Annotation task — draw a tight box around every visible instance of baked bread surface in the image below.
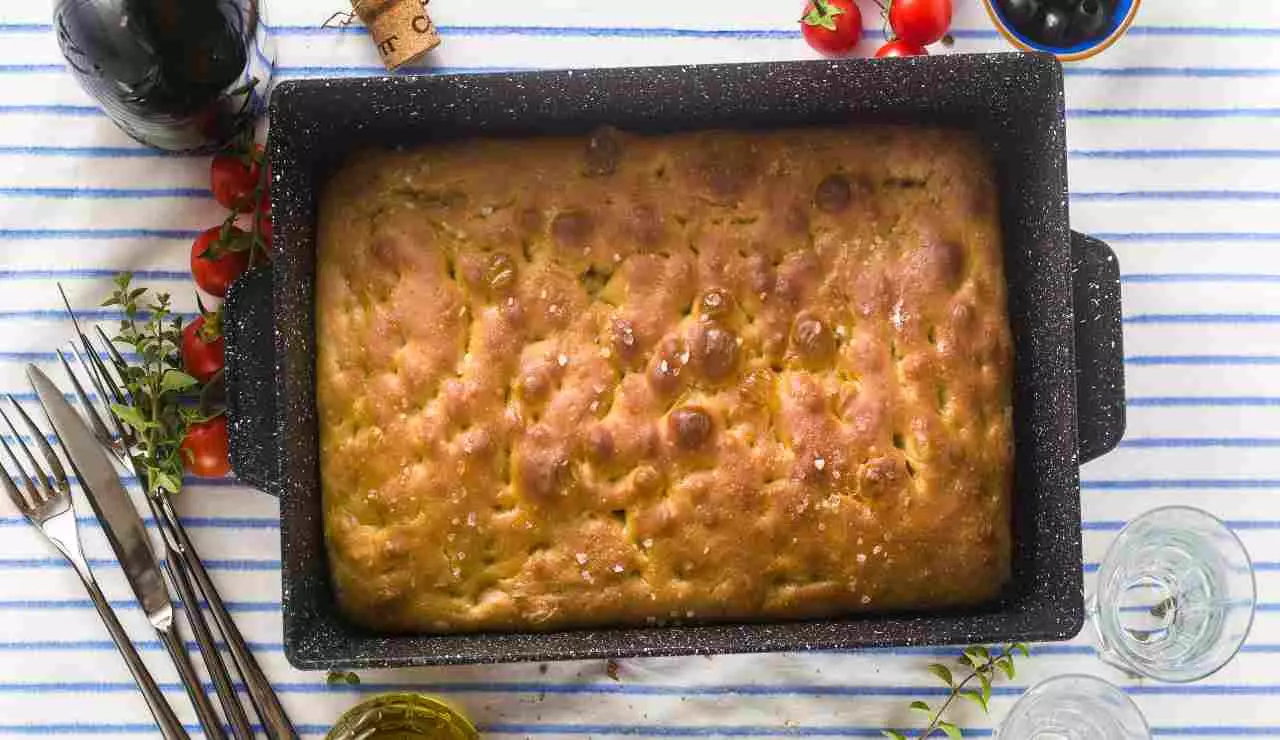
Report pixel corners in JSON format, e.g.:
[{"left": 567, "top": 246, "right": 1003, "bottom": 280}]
[{"left": 316, "top": 125, "right": 1014, "bottom": 633}]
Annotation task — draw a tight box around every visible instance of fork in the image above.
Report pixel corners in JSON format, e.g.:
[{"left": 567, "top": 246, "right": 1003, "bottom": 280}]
[
  {"left": 62, "top": 306, "right": 296, "bottom": 739},
  {"left": 0, "top": 400, "right": 190, "bottom": 740}
]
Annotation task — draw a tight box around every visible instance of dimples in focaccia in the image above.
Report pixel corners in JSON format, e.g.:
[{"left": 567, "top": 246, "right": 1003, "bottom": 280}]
[{"left": 315, "top": 125, "right": 1014, "bottom": 634}]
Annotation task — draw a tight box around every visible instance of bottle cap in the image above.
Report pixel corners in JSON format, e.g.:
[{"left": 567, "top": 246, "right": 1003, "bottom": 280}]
[{"left": 351, "top": 0, "right": 441, "bottom": 71}]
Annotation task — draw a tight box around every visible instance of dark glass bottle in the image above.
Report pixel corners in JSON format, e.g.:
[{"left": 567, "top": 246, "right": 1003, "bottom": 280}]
[{"left": 53, "top": 0, "right": 275, "bottom": 153}]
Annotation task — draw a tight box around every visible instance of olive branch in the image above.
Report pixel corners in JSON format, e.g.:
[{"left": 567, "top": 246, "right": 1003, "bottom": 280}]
[{"left": 883, "top": 643, "right": 1030, "bottom": 740}]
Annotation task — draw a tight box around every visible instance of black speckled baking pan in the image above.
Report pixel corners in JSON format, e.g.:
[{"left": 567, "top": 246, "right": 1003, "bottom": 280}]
[{"left": 225, "top": 53, "right": 1126, "bottom": 669}]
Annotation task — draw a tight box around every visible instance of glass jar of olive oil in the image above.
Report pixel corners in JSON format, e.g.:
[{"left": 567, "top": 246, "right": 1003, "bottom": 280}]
[{"left": 327, "top": 694, "right": 478, "bottom": 740}]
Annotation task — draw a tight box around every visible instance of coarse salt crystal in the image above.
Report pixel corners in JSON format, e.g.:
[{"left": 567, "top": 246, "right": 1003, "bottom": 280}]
[
  {"left": 703, "top": 545, "right": 710, "bottom": 555},
  {"left": 466, "top": 512, "right": 477, "bottom": 526},
  {"left": 575, "top": 552, "right": 589, "bottom": 564},
  {"left": 612, "top": 564, "right": 625, "bottom": 573},
  {"left": 856, "top": 553, "right": 867, "bottom": 563},
  {"left": 833, "top": 470, "right": 842, "bottom": 480},
  {"left": 581, "top": 570, "right": 594, "bottom": 582},
  {"left": 457, "top": 552, "right": 466, "bottom": 560},
  {"left": 643, "top": 538, "right": 654, "bottom": 549},
  {"left": 814, "top": 457, "right": 826, "bottom": 471},
  {"left": 835, "top": 325, "right": 848, "bottom": 338},
  {"left": 600, "top": 347, "right": 612, "bottom": 358},
  {"left": 613, "top": 253, "right": 622, "bottom": 263},
  {"left": 557, "top": 354, "right": 569, "bottom": 367},
  {"left": 452, "top": 567, "right": 462, "bottom": 578},
  {"left": 590, "top": 401, "right": 600, "bottom": 412},
  {"left": 540, "top": 289, "right": 548, "bottom": 299},
  {"left": 506, "top": 297, "right": 516, "bottom": 307},
  {"left": 861, "top": 595, "right": 872, "bottom": 604},
  {"left": 677, "top": 350, "right": 690, "bottom": 364},
  {"left": 659, "top": 360, "right": 670, "bottom": 373},
  {"left": 818, "top": 523, "right": 826, "bottom": 532},
  {"left": 873, "top": 545, "right": 883, "bottom": 555}
]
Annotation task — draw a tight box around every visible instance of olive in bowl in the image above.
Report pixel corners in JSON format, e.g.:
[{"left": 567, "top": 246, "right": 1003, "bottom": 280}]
[{"left": 984, "top": 0, "right": 1141, "bottom": 61}]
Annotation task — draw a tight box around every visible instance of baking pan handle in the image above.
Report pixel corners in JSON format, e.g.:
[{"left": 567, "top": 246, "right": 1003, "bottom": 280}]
[
  {"left": 224, "top": 265, "right": 282, "bottom": 495},
  {"left": 1071, "top": 231, "right": 1127, "bottom": 463}
]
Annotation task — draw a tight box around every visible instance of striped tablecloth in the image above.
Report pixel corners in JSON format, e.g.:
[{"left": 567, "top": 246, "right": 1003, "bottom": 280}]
[{"left": 2, "top": 0, "right": 1279, "bottom": 737}]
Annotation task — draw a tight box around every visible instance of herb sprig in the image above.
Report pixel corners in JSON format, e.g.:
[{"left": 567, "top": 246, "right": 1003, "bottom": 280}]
[
  {"left": 102, "top": 273, "right": 203, "bottom": 495},
  {"left": 883, "top": 643, "right": 1030, "bottom": 740}
]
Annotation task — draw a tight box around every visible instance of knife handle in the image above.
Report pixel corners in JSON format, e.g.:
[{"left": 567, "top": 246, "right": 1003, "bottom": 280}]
[
  {"left": 78, "top": 574, "right": 191, "bottom": 740},
  {"left": 157, "top": 564, "right": 230, "bottom": 740},
  {"left": 162, "top": 500, "right": 298, "bottom": 740},
  {"left": 154, "top": 503, "right": 255, "bottom": 740}
]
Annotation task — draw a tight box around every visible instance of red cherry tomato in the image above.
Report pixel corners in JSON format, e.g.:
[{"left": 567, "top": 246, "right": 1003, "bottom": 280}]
[
  {"left": 888, "top": 0, "right": 952, "bottom": 47},
  {"left": 182, "top": 315, "right": 225, "bottom": 383},
  {"left": 210, "top": 152, "right": 260, "bottom": 212},
  {"left": 182, "top": 415, "right": 231, "bottom": 478},
  {"left": 191, "top": 225, "right": 251, "bottom": 298},
  {"left": 875, "top": 39, "right": 929, "bottom": 57},
  {"left": 800, "top": 0, "right": 863, "bottom": 56}
]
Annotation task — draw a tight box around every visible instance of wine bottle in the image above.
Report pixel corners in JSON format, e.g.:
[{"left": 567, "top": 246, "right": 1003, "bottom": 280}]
[{"left": 53, "top": 0, "right": 276, "bottom": 153}]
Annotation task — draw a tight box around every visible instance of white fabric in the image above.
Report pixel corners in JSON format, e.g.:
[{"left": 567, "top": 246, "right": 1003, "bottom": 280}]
[{"left": 1, "top": 0, "right": 1279, "bottom": 736}]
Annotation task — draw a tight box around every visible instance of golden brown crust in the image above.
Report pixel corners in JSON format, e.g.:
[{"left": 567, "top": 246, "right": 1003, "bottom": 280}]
[{"left": 316, "top": 125, "right": 1013, "bottom": 633}]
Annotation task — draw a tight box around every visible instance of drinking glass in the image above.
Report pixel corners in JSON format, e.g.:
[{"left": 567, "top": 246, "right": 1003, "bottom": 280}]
[
  {"left": 1088, "top": 506, "right": 1255, "bottom": 683},
  {"left": 996, "top": 674, "right": 1150, "bottom": 740}
]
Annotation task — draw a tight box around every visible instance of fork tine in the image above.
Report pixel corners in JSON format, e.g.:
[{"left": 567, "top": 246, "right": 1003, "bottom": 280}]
[
  {"left": 90, "top": 329, "right": 130, "bottom": 407},
  {"left": 95, "top": 324, "right": 129, "bottom": 376},
  {"left": 6, "top": 395, "right": 69, "bottom": 497},
  {"left": 58, "top": 347, "right": 119, "bottom": 450},
  {"left": 0, "top": 404, "right": 50, "bottom": 502},
  {"left": 0, "top": 436, "right": 32, "bottom": 513},
  {"left": 93, "top": 326, "right": 132, "bottom": 405}
]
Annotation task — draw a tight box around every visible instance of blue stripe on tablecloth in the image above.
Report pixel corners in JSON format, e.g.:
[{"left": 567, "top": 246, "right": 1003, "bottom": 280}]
[
  {"left": 0, "top": 187, "right": 211, "bottom": 199},
  {"left": 1119, "top": 438, "right": 1280, "bottom": 448},
  {"left": 1127, "top": 355, "right": 1280, "bottom": 366},
  {"left": 5, "top": 680, "right": 1280, "bottom": 698},
  {"left": 1126, "top": 314, "right": 1280, "bottom": 324},
  {"left": 5, "top": 21, "right": 1275, "bottom": 39},
  {"left": 1128, "top": 397, "right": 1280, "bottom": 406},
  {"left": 0, "top": 724, "right": 1270, "bottom": 738}
]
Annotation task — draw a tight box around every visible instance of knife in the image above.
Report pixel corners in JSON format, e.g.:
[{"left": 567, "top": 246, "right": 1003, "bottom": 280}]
[{"left": 28, "top": 366, "right": 228, "bottom": 740}]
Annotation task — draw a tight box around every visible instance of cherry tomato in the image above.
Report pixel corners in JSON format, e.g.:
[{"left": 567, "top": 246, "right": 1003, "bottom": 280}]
[
  {"left": 210, "top": 152, "right": 260, "bottom": 212},
  {"left": 191, "top": 225, "right": 251, "bottom": 298},
  {"left": 875, "top": 39, "right": 929, "bottom": 57},
  {"left": 801, "top": 0, "right": 863, "bottom": 56},
  {"left": 182, "top": 315, "right": 225, "bottom": 383},
  {"left": 182, "top": 415, "right": 231, "bottom": 478},
  {"left": 889, "top": 0, "right": 952, "bottom": 47}
]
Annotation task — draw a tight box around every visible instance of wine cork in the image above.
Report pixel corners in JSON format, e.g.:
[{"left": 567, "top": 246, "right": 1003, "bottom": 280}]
[{"left": 352, "top": 0, "right": 441, "bottom": 71}]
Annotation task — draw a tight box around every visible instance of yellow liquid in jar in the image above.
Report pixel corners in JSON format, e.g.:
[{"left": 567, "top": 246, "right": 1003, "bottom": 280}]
[{"left": 326, "top": 694, "right": 478, "bottom": 740}]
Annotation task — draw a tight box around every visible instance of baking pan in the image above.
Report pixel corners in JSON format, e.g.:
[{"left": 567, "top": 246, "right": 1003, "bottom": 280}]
[{"left": 225, "top": 53, "right": 1126, "bottom": 669}]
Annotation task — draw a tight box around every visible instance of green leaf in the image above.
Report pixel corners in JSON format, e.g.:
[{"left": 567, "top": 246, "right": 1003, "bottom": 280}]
[
  {"left": 963, "top": 646, "right": 990, "bottom": 668},
  {"left": 151, "top": 469, "right": 182, "bottom": 495},
  {"left": 937, "top": 721, "right": 963, "bottom": 740},
  {"left": 800, "top": 0, "right": 843, "bottom": 31},
  {"left": 909, "top": 701, "right": 931, "bottom": 714},
  {"left": 996, "top": 657, "right": 1015, "bottom": 681},
  {"left": 326, "top": 670, "right": 361, "bottom": 686},
  {"left": 1012, "top": 643, "right": 1031, "bottom": 657},
  {"left": 160, "top": 370, "right": 199, "bottom": 393},
  {"left": 881, "top": 732, "right": 907, "bottom": 740},
  {"left": 926, "top": 663, "right": 954, "bottom": 687},
  {"left": 958, "top": 690, "right": 988, "bottom": 713},
  {"left": 978, "top": 672, "right": 992, "bottom": 706},
  {"left": 110, "top": 403, "right": 155, "bottom": 432},
  {"left": 113, "top": 272, "right": 132, "bottom": 289}
]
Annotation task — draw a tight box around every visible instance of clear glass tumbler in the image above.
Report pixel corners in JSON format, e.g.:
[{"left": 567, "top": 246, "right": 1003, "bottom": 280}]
[
  {"left": 1089, "top": 506, "right": 1256, "bottom": 683},
  {"left": 997, "top": 674, "right": 1150, "bottom": 739}
]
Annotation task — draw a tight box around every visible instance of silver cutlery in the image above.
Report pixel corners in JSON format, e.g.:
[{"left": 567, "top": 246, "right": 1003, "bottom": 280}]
[
  {"left": 0, "top": 394, "right": 189, "bottom": 740},
  {"left": 59, "top": 344, "right": 253, "bottom": 740},
  {"left": 59, "top": 287, "right": 297, "bottom": 740},
  {"left": 28, "top": 367, "right": 228, "bottom": 740}
]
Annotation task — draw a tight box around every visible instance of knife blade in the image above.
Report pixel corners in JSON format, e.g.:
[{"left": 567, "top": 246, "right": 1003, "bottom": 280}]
[{"left": 26, "top": 366, "right": 173, "bottom": 626}]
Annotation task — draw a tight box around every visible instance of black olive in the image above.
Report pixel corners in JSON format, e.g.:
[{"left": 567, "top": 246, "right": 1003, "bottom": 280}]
[
  {"left": 1070, "top": 0, "right": 1112, "bottom": 41},
  {"left": 1037, "top": 7, "right": 1071, "bottom": 45},
  {"left": 1000, "top": 0, "right": 1041, "bottom": 26}
]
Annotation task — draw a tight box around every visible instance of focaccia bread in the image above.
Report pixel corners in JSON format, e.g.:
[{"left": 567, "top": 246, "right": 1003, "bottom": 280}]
[{"left": 316, "top": 125, "right": 1013, "bottom": 633}]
